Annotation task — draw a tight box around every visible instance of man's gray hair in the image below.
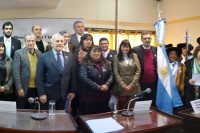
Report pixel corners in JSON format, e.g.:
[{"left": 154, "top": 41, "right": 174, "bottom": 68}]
[
  {"left": 51, "top": 33, "right": 64, "bottom": 42},
  {"left": 24, "top": 33, "right": 36, "bottom": 41}
]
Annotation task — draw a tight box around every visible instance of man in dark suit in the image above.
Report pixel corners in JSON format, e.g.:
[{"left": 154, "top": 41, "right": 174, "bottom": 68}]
[
  {"left": 99, "top": 37, "right": 117, "bottom": 65},
  {"left": 0, "top": 21, "right": 21, "bottom": 101},
  {"left": 13, "top": 34, "right": 41, "bottom": 109},
  {"left": 36, "top": 34, "right": 76, "bottom": 110},
  {"left": 0, "top": 21, "right": 21, "bottom": 59},
  {"left": 132, "top": 31, "right": 157, "bottom": 107}
]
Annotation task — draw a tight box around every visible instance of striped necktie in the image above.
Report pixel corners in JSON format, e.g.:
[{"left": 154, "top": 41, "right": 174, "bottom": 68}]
[
  {"left": 56, "top": 52, "right": 63, "bottom": 72},
  {"left": 195, "top": 86, "right": 199, "bottom": 100}
]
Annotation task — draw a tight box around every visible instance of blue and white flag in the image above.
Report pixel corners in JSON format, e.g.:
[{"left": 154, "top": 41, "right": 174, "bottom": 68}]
[
  {"left": 155, "top": 18, "right": 183, "bottom": 114},
  {"left": 156, "top": 45, "right": 183, "bottom": 114},
  {"left": 154, "top": 18, "right": 166, "bottom": 44}
]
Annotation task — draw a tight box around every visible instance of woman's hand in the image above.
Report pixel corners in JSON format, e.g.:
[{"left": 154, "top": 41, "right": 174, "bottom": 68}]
[
  {"left": 189, "top": 79, "right": 195, "bottom": 85},
  {"left": 0, "top": 86, "right": 6, "bottom": 93},
  {"left": 124, "top": 86, "right": 131, "bottom": 91},
  {"left": 101, "top": 84, "right": 109, "bottom": 91}
]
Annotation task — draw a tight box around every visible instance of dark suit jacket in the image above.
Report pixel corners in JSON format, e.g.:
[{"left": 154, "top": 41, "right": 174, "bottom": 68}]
[
  {"left": 36, "top": 50, "right": 77, "bottom": 101},
  {"left": 106, "top": 49, "right": 117, "bottom": 65},
  {"left": 184, "top": 58, "right": 196, "bottom": 108},
  {"left": 0, "top": 36, "right": 21, "bottom": 59},
  {"left": 132, "top": 45, "right": 157, "bottom": 81}
]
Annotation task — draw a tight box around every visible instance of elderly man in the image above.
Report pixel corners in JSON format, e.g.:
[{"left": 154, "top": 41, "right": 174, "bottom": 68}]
[
  {"left": 13, "top": 34, "right": 41, "bottom": 109},
  {"left": 36, "top": 34, "right": 76, "bottom": 110}
]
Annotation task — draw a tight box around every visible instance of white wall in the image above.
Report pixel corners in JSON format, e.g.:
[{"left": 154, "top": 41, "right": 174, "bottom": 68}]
[{"left": 0, "top": 0, "right": 199, "bottom": 48}]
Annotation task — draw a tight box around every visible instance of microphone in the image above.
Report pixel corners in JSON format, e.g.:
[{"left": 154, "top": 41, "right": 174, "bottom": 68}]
[
  {"left": 134, "top": 88, "right": 151, "bottom": 98},
  {"left": 28, "top": 97, "right": 39, "bottom": 103},
  {"left": 28, "top": 97, "right": 47, "bottom": 120},
  {"left": 121, "top": 88, "right": 152, "bottom": 117}
]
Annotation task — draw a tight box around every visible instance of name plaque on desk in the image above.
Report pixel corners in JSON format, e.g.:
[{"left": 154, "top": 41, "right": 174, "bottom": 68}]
[{"left": 190, "top": 99, "right": 200, "bottom": 114}]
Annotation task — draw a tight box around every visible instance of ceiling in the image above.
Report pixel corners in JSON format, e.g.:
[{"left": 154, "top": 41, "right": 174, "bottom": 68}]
[{"left": 0, "top": 0, "right": 60, "bottom": 9}]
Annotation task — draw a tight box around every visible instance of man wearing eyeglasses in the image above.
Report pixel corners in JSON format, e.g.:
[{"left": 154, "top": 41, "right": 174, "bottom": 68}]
[{"left": 132, "top": 31, "right": 157, "bottom": 107}]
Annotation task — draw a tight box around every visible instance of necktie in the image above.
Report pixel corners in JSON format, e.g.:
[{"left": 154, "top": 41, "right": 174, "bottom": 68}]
[{"left": 56, "top": 52, "right": 63, "bottom": 72}]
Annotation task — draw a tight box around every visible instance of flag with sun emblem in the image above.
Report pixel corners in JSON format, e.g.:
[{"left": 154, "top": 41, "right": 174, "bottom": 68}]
[{"left": 155, "top": 18, "right": 183, "bottom": 114}]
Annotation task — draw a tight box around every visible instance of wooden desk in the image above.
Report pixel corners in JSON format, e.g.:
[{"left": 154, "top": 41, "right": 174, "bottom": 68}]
[
  {"left": 178, "top": 108, "right": 200, "bottom": 133},
  {"left": 0, "top": 110, "right": 77, "bottom": 133},
  {"left": 79, "top": 107, "right": 182, "bottom": 133}
]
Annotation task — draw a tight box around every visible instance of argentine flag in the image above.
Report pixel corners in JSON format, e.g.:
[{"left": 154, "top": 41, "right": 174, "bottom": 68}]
[
  {"left": 155, "top": 18, "right": 182, "bottom": 114},
  {"left": 156, "top": 45, "right": 183, "bottom": 114}
]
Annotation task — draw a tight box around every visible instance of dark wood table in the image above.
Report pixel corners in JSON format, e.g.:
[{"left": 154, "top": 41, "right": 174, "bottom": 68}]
[
  {"left": 0, "top": 110, "right": 77, "bottom": 133},
  {"left": 178, "top": 108, "right": 200, "bottom": 133},
  {"left": 79, "top": 107, "right": 182, "bottom": 133}
]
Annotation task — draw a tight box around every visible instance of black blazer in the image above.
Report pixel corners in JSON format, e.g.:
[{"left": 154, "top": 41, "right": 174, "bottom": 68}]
[
  {"left": 0, "top": 36, "right": 21, "bottom": 59},
  {"left": 132, "top": 45, "right": 157, "bottom": 81},
  {"left": 184, "top": 58, "right": 196, "bottom": 108},
  {"left": 106, "top": 49, "right": 117, "bottom": 65}
]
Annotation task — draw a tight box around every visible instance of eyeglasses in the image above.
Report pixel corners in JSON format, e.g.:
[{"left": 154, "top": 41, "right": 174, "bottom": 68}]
[{"left": 142, "top": 37, "right": 152, "bottom": 40}]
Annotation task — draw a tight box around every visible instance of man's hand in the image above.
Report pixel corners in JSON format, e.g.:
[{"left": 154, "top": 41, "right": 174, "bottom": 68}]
[
  {"left": 18, "top": 89, "right": 25, "bottom": 97},
  {"left": 39, "top": 95, "right": 47, "bottom": 104},
  {"left": 67, "top": 93, "right": 75, "bottom": 100}
]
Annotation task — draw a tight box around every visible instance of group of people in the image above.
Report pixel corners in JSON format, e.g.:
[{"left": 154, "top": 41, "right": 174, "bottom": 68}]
[{"left": 0, "top": 20, "right": 200, "bottom": 116}]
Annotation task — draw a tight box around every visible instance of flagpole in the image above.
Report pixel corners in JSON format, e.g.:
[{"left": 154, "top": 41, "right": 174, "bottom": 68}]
[{"left": 183, "top": 28, "right": 190, "bottom": 60}]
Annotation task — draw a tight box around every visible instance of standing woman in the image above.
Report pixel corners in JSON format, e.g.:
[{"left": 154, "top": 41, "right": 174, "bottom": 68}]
[
  {"left": 79, "top": 45, "right": 114, "bottom": 115},
  {"left": 0, "top": 42, "right": 13, "bottom": 100},
  {"left": 113, "top": 39, "right": 141, "bottom": 109},
  {"left": 78, "top": 34, "right": 94, "bottom": 63},
  {"left": 185, "top": 45, "right": 200, "bottom": 108}
]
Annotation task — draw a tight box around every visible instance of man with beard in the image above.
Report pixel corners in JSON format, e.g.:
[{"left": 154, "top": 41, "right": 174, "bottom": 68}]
[
  {"left": 0, "top": 22, "right": 21, "bottom": 101},
  {"left": 0, "top": 21, "right": 21, "bottom": 59},
  {"left": 32, "top": 24, "right": 48, "bottom": 53}
]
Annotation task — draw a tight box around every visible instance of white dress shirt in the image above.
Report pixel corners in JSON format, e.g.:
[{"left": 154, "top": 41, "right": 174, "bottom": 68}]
[{"left": 4, "top": 36, "right": 11, "bottom": 57}]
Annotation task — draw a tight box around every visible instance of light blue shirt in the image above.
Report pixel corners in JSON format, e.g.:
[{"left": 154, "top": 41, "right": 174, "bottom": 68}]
[
  {"left": 4, "top": 36, "right": 11, "bottom": 57},
  {"left": 52, "top": 49, "right": 64, "bottom": 69}
]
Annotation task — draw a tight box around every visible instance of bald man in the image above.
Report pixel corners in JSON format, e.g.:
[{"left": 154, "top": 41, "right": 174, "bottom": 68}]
[{"left": 32, "top": 24, "right": 48, "bottom": 53}]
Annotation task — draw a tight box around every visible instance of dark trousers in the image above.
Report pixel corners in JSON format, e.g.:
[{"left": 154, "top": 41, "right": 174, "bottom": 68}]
[
  {"left": 140, "top": 81, "right": 157, "bottom": 107},
  {"left": 79, "top": 100, "right": 110, "bottom": 115},
  {"left": 16, "top": 88, "right": 38, "bottom": 109}
]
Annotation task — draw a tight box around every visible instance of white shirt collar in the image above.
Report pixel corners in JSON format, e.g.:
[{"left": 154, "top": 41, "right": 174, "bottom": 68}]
[
  {"left": 142, "top": 45, "right": 150, "bottom": 50},
  {"left": 76, "top": 34, "right": 82, "bottom": 42},
  {"left": 4, "top": 36, "right": 11, "bottom": 42},
  {"left": 102, "top": 49, "right": 110, "bottom": 58}
]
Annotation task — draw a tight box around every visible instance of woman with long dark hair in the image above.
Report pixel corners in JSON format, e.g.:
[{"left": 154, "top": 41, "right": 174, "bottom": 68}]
[
  {"left": 113, "top": 39, "right": 141, "bottom": 109},
  {"left": 79, "top": 45, "right": 114, "bottom": 115},
  {"left": 0, "top": 42, "right": 13, "bottom": 100}
]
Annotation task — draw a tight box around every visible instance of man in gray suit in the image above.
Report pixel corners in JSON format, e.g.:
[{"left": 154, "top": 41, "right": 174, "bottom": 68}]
[
  {"left": 13, "top": 34, "right": 41, "bottom": 109},
  {"left": 70, "top": 21, "right": 85, "bottom": 57},
  {"left": 36, "top": 34, "right": 76, "bottom": 110}
]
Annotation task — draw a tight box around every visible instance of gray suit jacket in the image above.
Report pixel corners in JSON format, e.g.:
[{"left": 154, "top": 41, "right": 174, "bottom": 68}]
[
  {"left": 70, "top": 34, "right": 79, "bottom": 48},
  {"left": 36, "top": 50, "right": 77, "bottom": 101},
  {"left": 12, "top": 48, "right": 41, "bottom": 95}
]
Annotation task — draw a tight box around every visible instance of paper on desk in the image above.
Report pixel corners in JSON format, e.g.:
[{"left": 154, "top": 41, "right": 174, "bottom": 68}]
[
  {"left": 0, "top": 101, "right": 16, "bottom": 112},
  {"left": 86, "top": 117, "right": 124, "bottom": 133}
]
